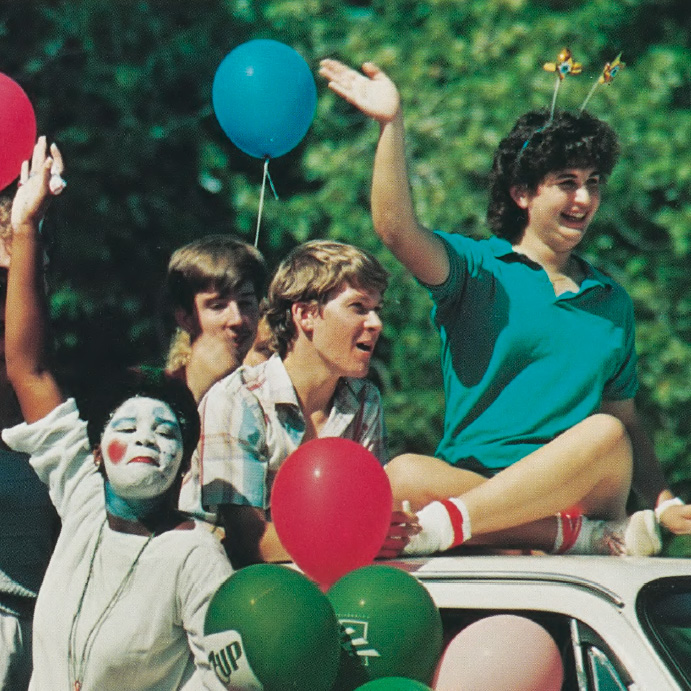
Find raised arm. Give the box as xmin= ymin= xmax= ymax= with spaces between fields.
xmin=319 ymin=60 xmax=449 ymax=285
xmin=6 ymin=137 xmax=66 ymax=422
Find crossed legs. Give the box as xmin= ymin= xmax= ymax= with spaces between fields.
xmin=386 ymin=413 xmax=634 ymax=552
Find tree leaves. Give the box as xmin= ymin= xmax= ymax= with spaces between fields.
xmin=2 ymin=0 xmax=690 ymax=479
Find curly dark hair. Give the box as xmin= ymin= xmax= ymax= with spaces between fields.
xmin=487 ymin=109 xmax=620 ymax=242
xmin=84 ymin=366 xmax=200 ymax=476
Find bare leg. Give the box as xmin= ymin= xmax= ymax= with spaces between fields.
xmin=387 ymin=454 xmax=559 ymax=550
xmin=385 ymin=453 xmax=487 ymax=511
xmin=463 ymin=414 xmax=632 ymax=536
xmin=387 ymin=413 xmax=633 ymax=550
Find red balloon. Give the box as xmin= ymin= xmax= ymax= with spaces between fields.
xmin=271 ymin=438 xmax=393 ymax=589
xmin=0 ymin=73 xmax=37 ymax=192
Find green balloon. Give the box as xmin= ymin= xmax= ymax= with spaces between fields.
xmin=356 ymin=678 xmax=433 ymax=690
xmin=327 ymin=565 xmax=443 ymax=689
xmin=205 ymin=563 xmax=340 ymax=691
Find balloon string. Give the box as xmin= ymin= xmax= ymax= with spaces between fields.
xmin=254 ymin=158 xmax=279 ymax=248
xmin=266 ymin=165 xmax=278 ymax=201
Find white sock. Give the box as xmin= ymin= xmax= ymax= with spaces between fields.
xmin=566 ymin=516 xmax=627 ymax=555
xmin=403 ymin=498 xmax=471 ymax=556
xmin=567 ymin=516 xmax=602 ymax=554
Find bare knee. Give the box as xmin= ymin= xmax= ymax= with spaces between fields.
xmin=579 ymin=414 xmax=633 ymax=516
xmin=584 ymin=413 xmax=631 ymax=459
xmin=385 ymin=453 xmax=487 ymax=509
xmin=385 ymin=454 xmax=431 ymax=505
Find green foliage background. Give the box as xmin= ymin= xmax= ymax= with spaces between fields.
xmin=1 ymin=0 xmax=689 ymax=493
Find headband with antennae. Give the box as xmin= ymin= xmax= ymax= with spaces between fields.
xmin=542 ymin=48 xmax=626 ymax=119
xmin=515 ymin=50 xmax=624 ymax=169
xmin=580 ymin=53 xmax=625 ymax=112
xmin=543 ymin=48 xmax=583 ymax=121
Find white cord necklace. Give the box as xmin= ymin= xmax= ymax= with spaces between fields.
xmin=67 ymin=518 xmax=155 ymax=691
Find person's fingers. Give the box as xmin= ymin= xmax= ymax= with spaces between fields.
xmin=49 ymin=143 xmax=64 ymax=176
xmin=377 ymin=547 xmax=404 ymax=559
xmin=324 ymin=78 xmax=352 ymax=102
xmin=377 ymin=535 xmax=410 ymax=558
xmin=319 ymin=59 xmax=366 ymax=94
xmin=318 ymin=58 xmax=351 ymax=79
xmin=387 ymin=524 xmax=412 ymax=539
xmin=19 ymin=160 xmax=29 ymax=186
xmin=49 ymin=173 xmax=66 ymax=195
xmin=361 ymin=61 xmax=383 ymax=79
xmin=660 ymin=505 xmax=691 ymax=533
xmin=41 ymin=157 xmax=53 ymax=181
xmin=45 ymin=145 xmax=66 ymax=195
xmin=30 ymin=136 xmax=47 ymax=173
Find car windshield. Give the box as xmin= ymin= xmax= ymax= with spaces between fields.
xmin=638 ymin=576 xmax=691 ymax=687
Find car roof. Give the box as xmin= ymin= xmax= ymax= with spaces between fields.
xmin=391 ymin=554 xmax=691 ymax=605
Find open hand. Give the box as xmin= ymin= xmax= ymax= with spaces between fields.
xmin=319 ymin=59 xmax=401 ymax=124
xmin=11 ymin=137 xmax=65 ymax=233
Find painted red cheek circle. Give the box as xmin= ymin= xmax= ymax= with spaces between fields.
xmin=107 ymin=440 xmax=127 ymax=464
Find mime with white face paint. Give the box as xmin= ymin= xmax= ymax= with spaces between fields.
xmin=99 ymin=397 xmax=187 ymax=502
xmin=2 ymin=139 xmax=233 ymax=691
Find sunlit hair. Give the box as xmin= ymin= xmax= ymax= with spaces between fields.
xmin=164 ymin=234 xmax=266 ymax=315
xmin=487 ymin=109 xmax=619 ymax=242
xmin=265 ymin=240 xmax=388 ymax=358
xmin=164 ymin=235 xmax=266 ymax=370
xmin=85 ymin=367 xmax=200 ymax=476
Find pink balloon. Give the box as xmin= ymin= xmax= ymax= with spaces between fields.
xmin=271 ymin=438 xmax=393 ymax=589
xmin=0 ymin=73 xmax=36 ymax=192
xmin=434 ymin=615 xmax=564 ymax=691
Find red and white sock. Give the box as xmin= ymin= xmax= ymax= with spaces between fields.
xmin=553 ymin=508 xmax=662 ymax=556
xmin=403 ymin=498 xmax=472 ymax=556
xmin=553 ymin=508 xmax=584 ymax=554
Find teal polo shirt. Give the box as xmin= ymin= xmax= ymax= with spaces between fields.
xmin=425 ymin=233 xmax=639 ymax=471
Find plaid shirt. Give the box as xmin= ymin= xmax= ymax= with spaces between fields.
xmin=178 ymin=354 xmax=387 ymax=521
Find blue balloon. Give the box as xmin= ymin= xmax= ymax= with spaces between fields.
xmin=212 ymin=39 xmax=317 ymax=159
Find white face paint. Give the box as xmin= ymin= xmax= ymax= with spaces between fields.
xmin=100 ymin=397 xmax=184 ymax=501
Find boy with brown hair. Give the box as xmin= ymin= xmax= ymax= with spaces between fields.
xmin=164 ymin=234 xmax=267 ymax=402
xmin=180 ymin=239 xmax=415 ymax=565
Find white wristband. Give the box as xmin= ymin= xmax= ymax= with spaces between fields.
xmin=655 ymin=497 xmax=684 ymax=523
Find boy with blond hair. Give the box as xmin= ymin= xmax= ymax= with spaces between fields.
xmin=180 ymin=239 xmax=414 ymax=565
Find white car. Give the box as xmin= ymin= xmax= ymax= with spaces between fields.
xmin=398 ymin=554 xmax=691 ymax=690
